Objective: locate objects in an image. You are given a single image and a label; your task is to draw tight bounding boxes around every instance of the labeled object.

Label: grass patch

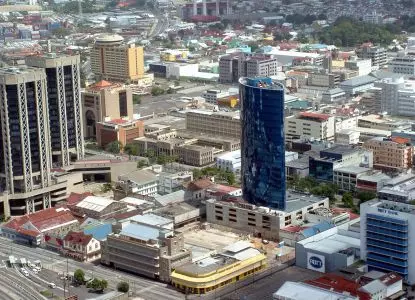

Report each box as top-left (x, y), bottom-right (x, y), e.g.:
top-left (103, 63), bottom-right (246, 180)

top-left (40, 290), bottom-right (53, 297)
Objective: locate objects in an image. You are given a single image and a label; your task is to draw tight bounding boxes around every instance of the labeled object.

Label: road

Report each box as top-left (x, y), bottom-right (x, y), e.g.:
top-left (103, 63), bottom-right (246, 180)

top-left (0, 237), bottom-right (185, 300)
top-left (0, 267), bottom-right (47, 300)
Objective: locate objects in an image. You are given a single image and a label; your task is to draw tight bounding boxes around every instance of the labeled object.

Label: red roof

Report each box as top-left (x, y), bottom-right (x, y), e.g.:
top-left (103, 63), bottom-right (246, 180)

top-left (187, 179), bottom-right (214, 191)
top-left (4, 207), bottom-right (77, 233)
top-left (379, 272), bottom-right (402, 286)
top-left (87, 80), bottom-right (118, 91)
top-left (67, 192), bottom-right (94, 206)
top-left (299, 112), bottom-right (330, 121)
top-left (306, 274), bottom-right (371, 300)
top-left (209, 184), bottom-right (239, 194)
top-left (107, 119), bottom-right (128, 125)
top-left (64, 231), bottom-right (93, 246)
top-left (391, 136), bottom-right (410, 144)
top-left (280, 225), bottom-right (303, 233)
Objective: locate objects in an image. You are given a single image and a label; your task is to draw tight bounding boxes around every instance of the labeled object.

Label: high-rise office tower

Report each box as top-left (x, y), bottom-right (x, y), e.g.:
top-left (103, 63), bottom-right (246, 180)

top-left (0, 67), bottom-right (52, 214)
top-left (26, 53), bottom-right (84, 166)
top-left (239, 77), bottom-right (286, 210)
top-left (90, 34), bottom-right (145, 82)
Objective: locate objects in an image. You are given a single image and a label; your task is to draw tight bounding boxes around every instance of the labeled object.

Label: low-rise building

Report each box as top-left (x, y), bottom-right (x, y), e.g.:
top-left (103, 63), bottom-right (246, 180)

top-left (171, 241), bottom-right (267, 294)
top-left (96, 119), bottom-right (144, 149)
top-left (356, 171), bottom-right (391, 193)
top-left (335, 129), bottom-right (360, 145)
top-left (321, 87), bottom-right (346, 104)
top-left (101, 218), bottom-right (191, 282)
top-left (308, 72), bottom-right (340, 88)
top-left (295, 219), bottom-right (361, 273)
top-left (378, 173), bottom-right (415, 203)
top-left (115, 169), bottom-right (159, 197)
top-left (62, 231), bottom-right (101, 262)
top-left (388, 55), bottom-right (415, 75)
top-left (201, 89), bottom-right (233, 105)
top-left (333, 166), bottom-right (372, 192)
top-left (71, 196), bottom-right (129, 220)
top-left (216, 150), bottom-right (241, 175)
top-left (2, 207), bottom-right (79, 246)
top-left (158, 171), bottom-right (193, 195)
top-left (285, 112), bottom-right (335, 141)
top-left (206, 192), bottom-right (329, 240)
top-left (339, 75), bottom-right (377, 96)
top-left (344, 58), bottom-right (372, 76)
top-left (186, 110), bottom-right (240, 139)
top-left (363, 137), bottom-right (413, 172)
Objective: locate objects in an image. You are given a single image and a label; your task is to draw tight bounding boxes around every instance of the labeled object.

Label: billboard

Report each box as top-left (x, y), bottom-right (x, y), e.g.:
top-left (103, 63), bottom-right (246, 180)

top-left (307, 252), bottom-right (325, 273)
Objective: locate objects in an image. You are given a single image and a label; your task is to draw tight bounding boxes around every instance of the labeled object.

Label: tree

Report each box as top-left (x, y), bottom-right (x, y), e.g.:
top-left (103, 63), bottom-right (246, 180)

top-left (274, 31), bottom-right (292, 41)
top-left (87, 278), bottom-right (108, 293)
top-left (101, 183), bottom-right (112, 193)
top-left (117, 281), bottom-right (130, 293)
top-left (137, 160), bottom-right (148, 169)
top-left (151, 86), bottom-right (165, 96)
top-left (133, 94), bottom-right (142, 105)
top-left (124, 143), bottom-right (139, 156)
top-left (342, 192), bottom-right (354, 208)
top-left (105, 141), bottom-right (122, 154)
top-left (52, 27), bottom-right (71, 38)
top-left (74, 269), bottom-right (85, 284)
top-left (357, 191), bottom-right (376, 203)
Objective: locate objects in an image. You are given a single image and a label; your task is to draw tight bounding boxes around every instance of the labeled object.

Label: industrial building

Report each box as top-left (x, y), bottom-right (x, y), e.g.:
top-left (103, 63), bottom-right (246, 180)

top-left (90, 34), bottom-right (144, 82)
top-left (360, 200), bottom-right (415, 284)
top-left (25, 53), bottom-right (84, 167)
top-left (171, 241), bottom-right (266, 294)
top-left (295, 219), bottom-right (361, 273)
top-left (239, 77), bottom-right (286, 209)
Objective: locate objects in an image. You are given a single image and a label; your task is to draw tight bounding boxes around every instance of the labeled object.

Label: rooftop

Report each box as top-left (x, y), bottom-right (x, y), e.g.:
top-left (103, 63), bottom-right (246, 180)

top-left (334, 166), bottom-right (371, 175)
top-left (363, 199), bottom-right (415, 215)
top-left (154, 190), bottom-right (190, 207)
top-left (340, 75), bottom-right (376, 87)
top-left (128, 213), bottom-right (173, 227)
top-left (273, 281), bottom-right (358, 300)
top-left (118, 169), bottom-right (158, 185)
top-left (76, 196), bottom-right (115, 212)
top-left (298, 229), bottom-right (360, 254)
top-left (64, 231), bottom-right (93, 246)
top-left (239, 77), bottom-right (284, 90)
top-left (120, 222), bottom-right (165, 242)
top-left (298, 112), bottom-right (331, 122)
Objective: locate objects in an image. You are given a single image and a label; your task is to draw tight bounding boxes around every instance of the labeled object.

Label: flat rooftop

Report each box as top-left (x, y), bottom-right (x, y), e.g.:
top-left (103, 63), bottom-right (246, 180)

top-left (299, 231), bottom-right (360, 254)
top-left (239, 77), bottom-right (284, 90)
top-left (364, 199), bottom-right (415, 215)
top-left (274, 281), bottom-right (357, 300)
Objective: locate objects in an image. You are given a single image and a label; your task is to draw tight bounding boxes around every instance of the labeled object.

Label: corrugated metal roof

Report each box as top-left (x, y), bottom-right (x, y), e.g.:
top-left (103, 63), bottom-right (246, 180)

top-left (76, 196), bottom-right (114, 212)
top-left (223, 240), bottom-right (251, 253)
top-left (129, 213), bottom-right (172, 226)
top-left (120, 223), bottom-right (160, 241)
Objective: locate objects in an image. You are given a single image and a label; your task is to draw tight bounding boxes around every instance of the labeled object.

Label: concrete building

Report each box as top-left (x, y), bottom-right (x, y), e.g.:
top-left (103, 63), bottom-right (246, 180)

top-left (375, 77), bottom-right (405, 115)
top-left (363, 137), bottom-right (413, 172)
top-left (335, 129), bottom-right (360, 145)
top-left (285, 112), bottom-right (335, 142)
top-left (333, 166), bottom-right (372, 192)
top-left (0, 66), bottom-right (72, 216)
top-left (158, 171), bottom-right (193, 195)
top-left (378, 173), bottom-right (415, 203)
top-left (216, 150), bottom-right (241, 175)
top-left (96, 119), bottom-right (144, 149)
top-left (201, 89), bottom-right (232, 105)
top-left (339, 75), bottom-right (377, 96)
top-left (171, 241), bottom-right (266, 294)
top-left (206, 192), bottom-right (329, 240)
top-left (90, 34), bottom-right (144, 82)
top-left (295, 219), bottom-right (361, 273)
top-left (308, 72), bottom-right (340, 88)
top-left (356, 45), bottom-right (387, 68)
top-left (82, 80), bottom-right (133, 138)
top-left (219, 53), bottom-right (278, 83)
top-left (181, 0), bottom-right (231, 21)
top-left (388, 55), bottom-right (415, 75)
top-left (115, 169), bottom-right (159, 197)
top-left (101, 217), bottom-right (191, 282)
top-left (356, 171), bottom-right (391, 193)
top-left (344, 58), bottom-right (372, 76)
top-left (185, 110), bottom-right (240, 139)
top-left (25, 53), bottom-right (84, 166)
top-left (360, 88), bottom-right (382, 113)
top-left (309, 145), bottom-right (373, 182)
top-left (175, 144), bottom-right (214, 166)
top-left (357, 114), bottom-right (410, 131)
top-left (360, 200), bottom-right (415, 283)
top-left (321, 88), bottom-right (346, 104)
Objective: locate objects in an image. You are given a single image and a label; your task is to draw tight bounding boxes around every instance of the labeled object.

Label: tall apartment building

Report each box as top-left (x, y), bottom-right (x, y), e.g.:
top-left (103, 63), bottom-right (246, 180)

top-left (101, 218), bottom-right (191, 282)
top-left (26, 53), bottom-right (84, 166)
top-left (356, 45), bottom-right (387, 68)
top-left (360, 200), bottom-right (415, 283)
top-left (219, 53), bottom-right (278, 83)
top-left (185, 110), bottom-right (241, 139)
top-left (363, 137), bottom-right (413, 172)
top-left (285, 112), bottom-right (336, 142)
top-left (0, 67), bottom-right (68, 216)
top-left (90, 34), bottom-right (144, 82)
top-left (82, 80), bottom-right (133, 138)
top-left (239, 77), bottom-right (286, 210)
top-left (374, 77), bottom-right (404, 115)
top-left (388, 55), bottom-right (415, 75)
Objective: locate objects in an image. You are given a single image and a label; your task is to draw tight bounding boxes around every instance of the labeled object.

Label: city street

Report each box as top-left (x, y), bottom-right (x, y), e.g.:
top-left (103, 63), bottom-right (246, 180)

top-left (0, 237), bottom-right (185, 300)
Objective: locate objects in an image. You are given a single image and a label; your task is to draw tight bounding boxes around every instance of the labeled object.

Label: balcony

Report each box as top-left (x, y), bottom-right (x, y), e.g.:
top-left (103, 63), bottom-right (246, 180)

top-left (366, 232), bottom-right (408, 246)
top-left (367, 253), bottom-right (408, 267)
top-left (367, 259), bottom-right (408, 275)
top-left (366, 225), bottom-right (408, 239)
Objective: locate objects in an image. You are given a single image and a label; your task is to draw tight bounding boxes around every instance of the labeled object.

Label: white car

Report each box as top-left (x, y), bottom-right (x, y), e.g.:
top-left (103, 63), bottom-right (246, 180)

top-left (22, 270), bottom-right (29, 277)
top-left (48, 283), bottom-right (56, 289)
top-left (32, 269), bottom-right (38, 274)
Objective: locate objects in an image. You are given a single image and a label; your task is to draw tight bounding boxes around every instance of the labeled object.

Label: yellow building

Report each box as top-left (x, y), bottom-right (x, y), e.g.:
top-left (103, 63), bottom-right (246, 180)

top-left (160, 49), bottom-right (189, 62)
top-left (91, 34), bottom-right (144, 83)
top-left (332, 59), bottom-right (346, 68)
top-left (171, 241), bottom-right (267, 294)
top-left (217, 96), bottom-right (239, 108)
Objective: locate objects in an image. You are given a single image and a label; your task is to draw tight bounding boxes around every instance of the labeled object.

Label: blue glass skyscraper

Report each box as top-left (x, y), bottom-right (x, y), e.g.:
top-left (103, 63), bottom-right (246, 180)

top-left (239, 77), bottom-right (286, 210)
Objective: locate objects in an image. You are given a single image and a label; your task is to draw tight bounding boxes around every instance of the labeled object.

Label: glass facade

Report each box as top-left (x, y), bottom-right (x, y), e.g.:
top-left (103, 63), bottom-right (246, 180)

top-left (239, 77), bottom-right (286, 210)
top-left (365, 214), bottom-right (409, 280)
